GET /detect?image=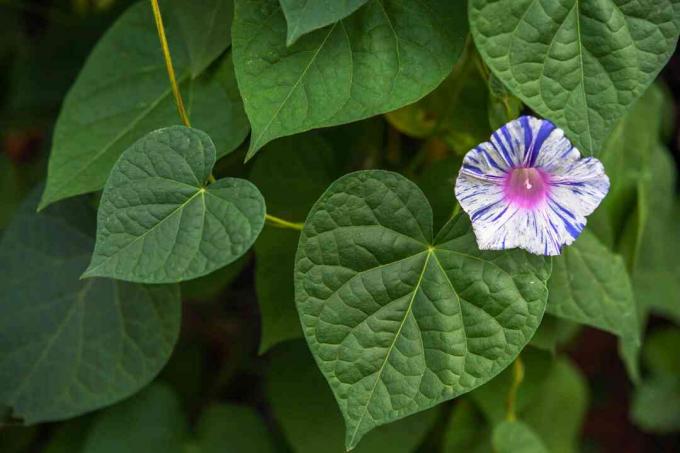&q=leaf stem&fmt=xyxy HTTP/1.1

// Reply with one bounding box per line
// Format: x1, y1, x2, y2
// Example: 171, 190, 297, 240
150, 0, 191, 128
506, 355, 525, 421
265, 214, 304, 231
